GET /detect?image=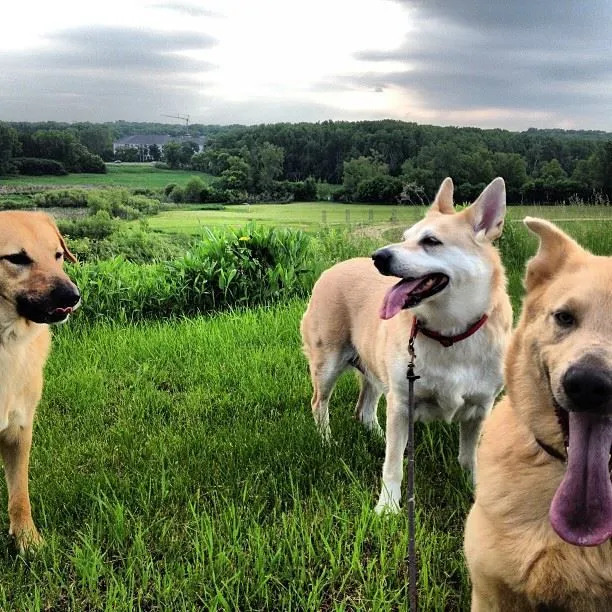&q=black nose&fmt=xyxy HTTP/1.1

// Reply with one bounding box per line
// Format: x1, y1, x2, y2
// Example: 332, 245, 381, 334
562, 363, 612, 412
372, 248, 393, 275
50, 281, 80, 309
